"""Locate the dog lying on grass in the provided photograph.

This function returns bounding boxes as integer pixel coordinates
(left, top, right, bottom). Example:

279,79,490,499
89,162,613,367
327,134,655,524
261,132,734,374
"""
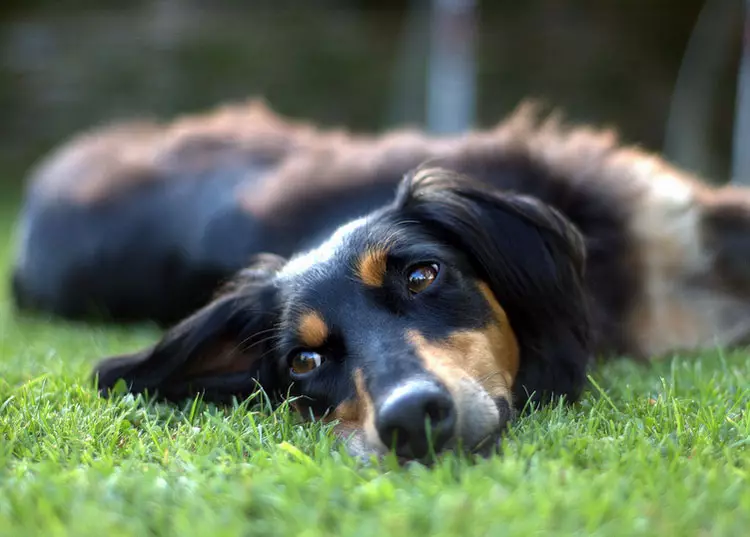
10,100,750,461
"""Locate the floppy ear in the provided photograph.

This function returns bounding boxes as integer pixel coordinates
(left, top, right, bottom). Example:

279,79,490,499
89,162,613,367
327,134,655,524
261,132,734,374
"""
92,253,287,404
396,167,592,407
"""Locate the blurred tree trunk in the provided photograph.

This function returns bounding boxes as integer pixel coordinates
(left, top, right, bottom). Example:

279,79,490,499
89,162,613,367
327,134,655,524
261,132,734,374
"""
664,0,741,182
732,0,750,184
426,0,476,134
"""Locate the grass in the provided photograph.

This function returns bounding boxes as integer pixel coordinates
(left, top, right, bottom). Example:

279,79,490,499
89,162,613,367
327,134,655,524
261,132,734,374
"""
0,199,748,537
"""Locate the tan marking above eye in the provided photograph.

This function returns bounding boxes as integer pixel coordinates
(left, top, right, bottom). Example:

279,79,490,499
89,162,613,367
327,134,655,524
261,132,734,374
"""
406,263,439,294
298,311,328,347
290,350,324,375
356,247,389,287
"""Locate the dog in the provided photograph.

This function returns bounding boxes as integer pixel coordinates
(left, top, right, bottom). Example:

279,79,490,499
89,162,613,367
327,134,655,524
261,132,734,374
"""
91,166,591,462
10,99,750,461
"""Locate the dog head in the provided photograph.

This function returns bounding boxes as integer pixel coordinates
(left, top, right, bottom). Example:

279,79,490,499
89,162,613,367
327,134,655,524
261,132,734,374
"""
93,167,592,462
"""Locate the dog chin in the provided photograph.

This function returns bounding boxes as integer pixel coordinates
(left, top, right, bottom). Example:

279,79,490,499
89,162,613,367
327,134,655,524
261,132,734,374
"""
333,423,511,466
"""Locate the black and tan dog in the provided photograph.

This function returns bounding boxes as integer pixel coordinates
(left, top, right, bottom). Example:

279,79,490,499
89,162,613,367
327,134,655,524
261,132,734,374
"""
10,100,750,461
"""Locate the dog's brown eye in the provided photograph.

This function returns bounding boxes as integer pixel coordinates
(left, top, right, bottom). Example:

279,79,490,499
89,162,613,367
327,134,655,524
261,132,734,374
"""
290,351,324,375
406,263,439,294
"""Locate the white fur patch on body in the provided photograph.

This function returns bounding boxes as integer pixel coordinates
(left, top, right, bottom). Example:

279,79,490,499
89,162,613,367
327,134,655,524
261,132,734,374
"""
627,164,750,356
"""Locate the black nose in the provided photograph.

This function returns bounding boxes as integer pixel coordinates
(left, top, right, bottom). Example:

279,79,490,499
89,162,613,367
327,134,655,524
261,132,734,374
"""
375,380,457,459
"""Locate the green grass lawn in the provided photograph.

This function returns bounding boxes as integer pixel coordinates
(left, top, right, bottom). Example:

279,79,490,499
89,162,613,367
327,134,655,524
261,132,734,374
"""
0,200,748,537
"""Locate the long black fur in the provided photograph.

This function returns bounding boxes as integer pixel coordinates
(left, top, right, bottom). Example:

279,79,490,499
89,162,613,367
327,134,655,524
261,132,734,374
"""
94,168,593,418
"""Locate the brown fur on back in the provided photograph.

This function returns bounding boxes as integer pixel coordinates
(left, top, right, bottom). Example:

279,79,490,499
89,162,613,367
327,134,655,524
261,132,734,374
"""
19,97,750,360
31,99,347,203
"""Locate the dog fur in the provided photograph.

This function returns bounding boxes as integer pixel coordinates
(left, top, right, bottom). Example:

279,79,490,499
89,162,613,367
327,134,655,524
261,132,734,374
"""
9,99,750,461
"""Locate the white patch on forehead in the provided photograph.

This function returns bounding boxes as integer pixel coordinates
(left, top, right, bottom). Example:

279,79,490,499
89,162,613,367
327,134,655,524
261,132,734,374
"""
279,216,369,279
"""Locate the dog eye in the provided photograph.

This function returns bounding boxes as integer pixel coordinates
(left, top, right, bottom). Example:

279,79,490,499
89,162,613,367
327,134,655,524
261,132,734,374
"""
406,263,439,294
290,351,324,375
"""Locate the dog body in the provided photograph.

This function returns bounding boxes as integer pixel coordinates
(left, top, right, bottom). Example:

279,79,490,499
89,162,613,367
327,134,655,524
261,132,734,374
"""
10,99,750,461
14,99,750,359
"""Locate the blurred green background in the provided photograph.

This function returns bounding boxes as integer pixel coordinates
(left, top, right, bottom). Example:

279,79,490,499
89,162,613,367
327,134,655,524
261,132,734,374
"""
0,0,744,194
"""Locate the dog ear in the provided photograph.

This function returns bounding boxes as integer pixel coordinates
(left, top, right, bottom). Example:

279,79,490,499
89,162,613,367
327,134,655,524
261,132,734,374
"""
92,253,287,404
396,167,592,407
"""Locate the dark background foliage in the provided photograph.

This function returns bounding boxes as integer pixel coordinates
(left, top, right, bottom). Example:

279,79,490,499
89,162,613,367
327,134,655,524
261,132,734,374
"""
0,0,743,187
